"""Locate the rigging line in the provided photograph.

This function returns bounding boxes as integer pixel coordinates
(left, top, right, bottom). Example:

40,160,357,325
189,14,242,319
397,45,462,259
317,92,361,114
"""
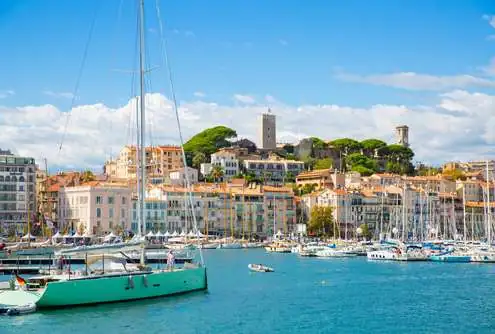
57,3,101,158
155,0,204,266
126,11,141,149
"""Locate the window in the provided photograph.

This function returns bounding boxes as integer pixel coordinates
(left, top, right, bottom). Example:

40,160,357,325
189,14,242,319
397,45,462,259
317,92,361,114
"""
109,208,114,218
109,221,113,229
108,196,114,205
96,196,103,205
96,208,101,218
122,197,126,205
121,208,125,218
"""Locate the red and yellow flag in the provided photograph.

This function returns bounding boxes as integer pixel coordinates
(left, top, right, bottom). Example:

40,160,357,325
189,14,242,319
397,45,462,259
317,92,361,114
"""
15,273,26,286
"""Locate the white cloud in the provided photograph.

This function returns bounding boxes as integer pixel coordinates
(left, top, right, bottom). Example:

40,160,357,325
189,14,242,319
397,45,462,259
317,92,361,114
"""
483,14,495,29
1,90,495,170
335,71,495,91
0,90,15,99
279,39,288,46
43,90,74,99
193,91,206,98
233,94,256,104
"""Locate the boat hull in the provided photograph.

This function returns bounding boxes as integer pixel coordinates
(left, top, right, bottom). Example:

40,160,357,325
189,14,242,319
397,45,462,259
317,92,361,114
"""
36,267,207,308
429,255,471,263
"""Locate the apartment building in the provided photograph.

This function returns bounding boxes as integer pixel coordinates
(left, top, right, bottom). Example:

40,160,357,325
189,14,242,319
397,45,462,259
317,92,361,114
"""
0,149,36,229
58,182,131,235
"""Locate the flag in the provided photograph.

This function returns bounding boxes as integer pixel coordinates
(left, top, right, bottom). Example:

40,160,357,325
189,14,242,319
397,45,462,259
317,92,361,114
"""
15,273,26,286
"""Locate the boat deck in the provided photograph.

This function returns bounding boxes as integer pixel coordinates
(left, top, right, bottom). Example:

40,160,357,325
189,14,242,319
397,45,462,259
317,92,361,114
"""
0,289,40,308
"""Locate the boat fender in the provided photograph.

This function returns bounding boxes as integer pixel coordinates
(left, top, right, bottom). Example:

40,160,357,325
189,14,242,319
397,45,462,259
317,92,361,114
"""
143,275,148,287
128,276,134,289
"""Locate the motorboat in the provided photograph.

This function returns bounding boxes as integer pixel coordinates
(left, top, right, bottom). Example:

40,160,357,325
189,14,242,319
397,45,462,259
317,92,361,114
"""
248,264,274,272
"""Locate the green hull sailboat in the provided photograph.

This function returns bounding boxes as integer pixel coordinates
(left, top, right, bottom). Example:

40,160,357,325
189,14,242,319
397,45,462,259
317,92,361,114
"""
0,0,207,312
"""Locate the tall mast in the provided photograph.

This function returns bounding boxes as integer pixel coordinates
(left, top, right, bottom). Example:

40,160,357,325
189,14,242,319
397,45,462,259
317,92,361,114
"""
462,186,466,244
486,160,491,245
139,0,146,238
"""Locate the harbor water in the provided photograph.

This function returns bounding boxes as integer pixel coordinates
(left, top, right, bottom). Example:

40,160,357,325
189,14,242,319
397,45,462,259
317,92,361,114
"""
1,249,494,333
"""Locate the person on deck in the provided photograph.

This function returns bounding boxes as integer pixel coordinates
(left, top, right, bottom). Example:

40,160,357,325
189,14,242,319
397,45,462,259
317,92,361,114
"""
167,250,175,271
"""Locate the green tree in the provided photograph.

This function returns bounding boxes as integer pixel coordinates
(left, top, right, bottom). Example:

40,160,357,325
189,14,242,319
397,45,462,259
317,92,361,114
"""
443,168,466,181
79,170,95,183
282,144,295,154
310,137,328,149
358,223,372,240
352,165,375,176
192,152,207,168
386,144,414,162
303,157,316,170
308,206,336,237
286,153,296,160
209,166,224,183
300,183,317,195
285,172,296,183
345,153,377,171
314,158,333,170
183,126,237,155
360,139,387,151
329,138,362,153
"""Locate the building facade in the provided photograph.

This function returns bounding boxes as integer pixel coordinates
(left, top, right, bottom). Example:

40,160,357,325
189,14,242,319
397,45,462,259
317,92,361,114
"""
0,150,36,232
58,182,131,235
105,145,183,180
210,151,239,180
169,167,199,186
243,158,305,184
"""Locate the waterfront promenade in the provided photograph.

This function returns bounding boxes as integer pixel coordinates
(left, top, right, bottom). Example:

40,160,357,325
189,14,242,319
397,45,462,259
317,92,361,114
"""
1,249,494,333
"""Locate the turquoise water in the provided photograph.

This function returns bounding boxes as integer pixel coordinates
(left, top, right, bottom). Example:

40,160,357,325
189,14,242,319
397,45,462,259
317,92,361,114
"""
1,249,495,333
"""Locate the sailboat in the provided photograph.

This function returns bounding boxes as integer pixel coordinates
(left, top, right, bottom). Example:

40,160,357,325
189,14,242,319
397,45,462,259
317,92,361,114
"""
0,0,207,310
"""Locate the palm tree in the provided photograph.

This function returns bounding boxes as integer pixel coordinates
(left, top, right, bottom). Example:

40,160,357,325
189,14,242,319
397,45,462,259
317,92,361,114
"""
80,170,96,183
210,166,224,183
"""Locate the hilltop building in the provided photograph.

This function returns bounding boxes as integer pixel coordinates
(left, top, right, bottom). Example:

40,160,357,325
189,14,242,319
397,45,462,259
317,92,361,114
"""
259,110,276,150
396,125,409,147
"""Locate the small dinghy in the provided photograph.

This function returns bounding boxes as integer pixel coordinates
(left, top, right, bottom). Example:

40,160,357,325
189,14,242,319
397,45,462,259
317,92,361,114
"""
5,302,36,316
248,264,274,272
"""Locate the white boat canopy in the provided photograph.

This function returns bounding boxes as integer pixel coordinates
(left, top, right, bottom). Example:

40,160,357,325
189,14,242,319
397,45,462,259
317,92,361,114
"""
103,232,116,242
73,232,83,238
52,231,62,240
196,230,204,237
171,231,178,237
179,230,186,237
21,233,35,240
155,231,163,237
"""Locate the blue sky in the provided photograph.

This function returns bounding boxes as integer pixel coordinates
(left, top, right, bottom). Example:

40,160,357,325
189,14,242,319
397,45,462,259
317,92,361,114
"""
1,0,495,168
1,0,494,108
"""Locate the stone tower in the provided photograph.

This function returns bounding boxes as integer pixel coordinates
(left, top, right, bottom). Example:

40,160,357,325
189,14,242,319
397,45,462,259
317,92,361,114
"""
395,125,409,147
260,109,276,150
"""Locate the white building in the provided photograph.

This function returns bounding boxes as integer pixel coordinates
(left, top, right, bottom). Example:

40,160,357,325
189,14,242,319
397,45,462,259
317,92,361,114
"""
243,159,305,183
169,167,199,186
0,149,36,231
200,163,212,178
58,182,131,235
211,151,239,180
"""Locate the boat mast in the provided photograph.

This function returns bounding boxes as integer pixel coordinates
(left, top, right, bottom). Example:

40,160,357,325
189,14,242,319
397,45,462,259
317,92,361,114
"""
138,0,146,239
486,160,491,245
462,185,466,244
